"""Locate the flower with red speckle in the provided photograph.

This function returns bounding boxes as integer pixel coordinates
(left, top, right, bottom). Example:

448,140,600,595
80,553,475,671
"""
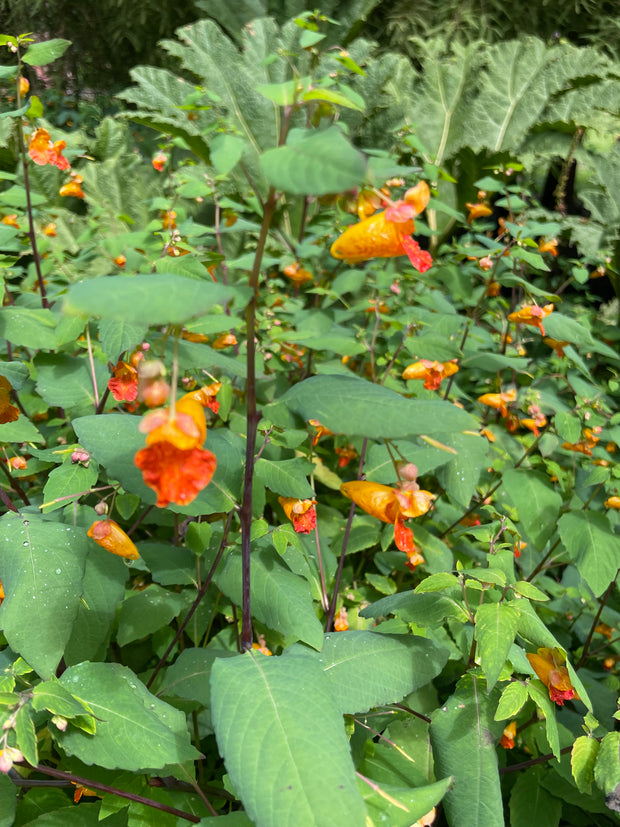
500,720,517,749
527,647,578,706
508,304,554,336
108,361,139,402
403,359,459,390
28,128,70,170
87,520,139,560
279,497,317,533
152,152,167,172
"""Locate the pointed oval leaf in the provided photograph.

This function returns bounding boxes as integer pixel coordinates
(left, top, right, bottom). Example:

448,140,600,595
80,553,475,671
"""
474,603,519,691
22,38,71,66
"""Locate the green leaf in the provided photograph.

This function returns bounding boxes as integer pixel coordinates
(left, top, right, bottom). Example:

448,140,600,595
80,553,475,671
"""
255,77,311,106
282,374,476,439
0,307,57,349
116,585,188,647
571,735,599,794
499,469,562,550
42,458,98,512
286,631,449,714
32,678,95,719
436,433,488,508
558,511,618,597
495,681,528,720
303,86,365,112
0,417,43,443
56,662,200,770
15,704,38,766
210,652,368,827
0,515,89,678
159,648,237,706
361,591,468,626
0,773,16,827
475,603,519,691
553,411,581,443
22,38,71,66
260,126,366,196
594,732,620,795
254,458,315,498
210,133,246,175
0,361,28,389
526,681,560,758
414,573,460,593
98,319,148,360
512,581,549,601
430,674,504,827
35,353,108,411
63,274,245,326
216,547,323,650
360,776,452,827
509,766,561,827
544,313,594,346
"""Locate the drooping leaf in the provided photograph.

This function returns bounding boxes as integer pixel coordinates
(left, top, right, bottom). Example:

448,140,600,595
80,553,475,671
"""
474,602,519,691
359,776,452,827
210,652,368,827
495,680,528,720
594,732,620,795
558,511,618,597
499,469,562,550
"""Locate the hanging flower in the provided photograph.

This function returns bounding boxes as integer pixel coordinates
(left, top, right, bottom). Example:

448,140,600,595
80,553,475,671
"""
543,337,568,357
334,607,349,631
152,152,167,172
309,419,334,446
526,647,578,706
478,389,517,419
87,520,139,560
403,359,459,390
562,427,601,457
279,497,317,534
134,390,217,507
538,238,558,257
108,361,139,402
252,636,272,656
340,479,434,554
1,215,19,229
335,446,357,468
28,128,70,170
405,545,425,572
330,181,432,273
500,720,517,749
113,254,127,268
59,175,84,199
5,456,27,470
465,202,493,223
0,578,4,605
604,496,620,510
0,376,19,424
18,76,29,97
212,333,237,349
508,304,554,336
188,382,221,414
283,262,313,284
520,416,547,437
42,222,57,237
161,210,177,230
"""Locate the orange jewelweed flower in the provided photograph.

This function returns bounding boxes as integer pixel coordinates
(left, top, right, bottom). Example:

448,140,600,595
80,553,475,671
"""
538,238,558,257
283,262,313,284
6,456,27,470
335,446,357,468
508,303,554,336
527,647,578,706
500,720,517,749
187,382,221,414
402,359,459,390
18,76,29,97
108,361,139,402
87,520,139,560
594,623,615,639
340,480,434,554
113,254,126,268
252,636,272,656
0,376,19,424
134,390,217,507
0,578,4,605
152,152,167,172
42,222,57,237
520,416,547,437
405,545,425,572
73,783,102,803
465,202,493,223
485,280,500,296
477,389,517,418
334,607,349,632
212,333,237,349
562,427,601,457
330,181,432,273
544,337,569,357
166,245,190,257
309,419,334,446
604,496,620,510
28,128,70,170
59,175,84,199
1,215,19,229
161,210,177,230
279,497,317,534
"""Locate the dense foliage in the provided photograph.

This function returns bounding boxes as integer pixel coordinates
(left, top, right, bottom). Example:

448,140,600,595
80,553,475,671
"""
0,12,619,827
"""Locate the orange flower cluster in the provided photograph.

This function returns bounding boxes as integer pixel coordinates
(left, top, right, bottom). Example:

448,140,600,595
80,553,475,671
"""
134,389,217,507
562,427,601,457
508,303,554,336
340,476,434,560
330,181,433,273
28,128,70,171
527,647,577,706
87,519,139,560
283,262,313,284
279,497,317,534
403,359,459,390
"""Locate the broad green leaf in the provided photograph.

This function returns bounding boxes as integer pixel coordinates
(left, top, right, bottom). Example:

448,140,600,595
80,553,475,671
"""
475,603,519,691
430,675,504,827
0,185,46,208
216,547,323,650
210,133,246,175
210,652,368,827
63,274,245,326
159,648,237,707
282,374,476,439
116,584,189,647
56,662,201,770
527,681,560,758
360,776,452,827
436,433,488,508
544,313,594,346
42,458,98,512
558,511,618,597
494,680,528,720
571,735,599,794
260,126,366,196
0,773,16,827
35,353,108,411
499,469,562,550
286,631,448,713
0,361,28,389
11,804,106,826
512,581,549,601
0,515,89,678
509,766,561,827
15,704,38,766
414,573,460,593
32,678,95,719
137,542,197,586
254,458,315,498
553,411,581,444
303,86,365,112
256,77,311,106
0,307,57,349
594,732,620,795
22,39,71,66
361,591,468,626
98,319,148,360
0,417,44,443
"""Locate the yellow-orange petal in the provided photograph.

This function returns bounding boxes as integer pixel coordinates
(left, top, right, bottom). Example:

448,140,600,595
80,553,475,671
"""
135,442,216,507
404,181,430,216
340,480,399,524
604,496,620,510
87,520,139,560
330,210,414,263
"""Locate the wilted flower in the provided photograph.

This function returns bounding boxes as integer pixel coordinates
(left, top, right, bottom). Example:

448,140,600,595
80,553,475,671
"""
527,647,577,706
309,419,334,446
330,181,432,273
161,210,177,230
335,446,357,468
279,497,317,533
28,128,70,170
508,304,554,336
500,720,517,749
87,520,139,560
402,359,459,390
0,376,19,424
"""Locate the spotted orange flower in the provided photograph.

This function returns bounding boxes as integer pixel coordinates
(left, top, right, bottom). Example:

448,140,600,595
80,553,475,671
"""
87,520,139,560
340,480,434,554
59,175,84,199
28,128,70,171
108,361,139,402
212,333,237,349
189,382,221,414
402,359,459,390
520,416,547,437
330,181,432,273
134,390,217,507
500,720,517,749
18,76,29,97
113,254,127,268
161,210,177,230
335,446,357,468
605,496,620,510
527,647,577,706
508,304,554,336
152,152,167,172
465,202,493,223
283,262,313,284
0,376,19,424
279,496,317,534
42,222,57,237
538,238,558,257
562,427,601,457
405,544,425,572
478,389,517,418
334,607,349,631
1,215,19,229
309,419,334,446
